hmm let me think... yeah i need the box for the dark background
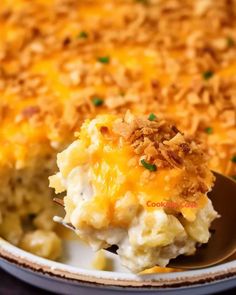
[1,268,236,295]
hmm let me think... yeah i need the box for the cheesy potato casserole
[0,0,235,265]
[50,113,218,272]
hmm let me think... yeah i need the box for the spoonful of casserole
[50,112,236,273]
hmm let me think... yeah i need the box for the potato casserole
[50,113,218,272]
[0,0,235,267]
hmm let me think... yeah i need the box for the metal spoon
[54,171,236,270]
[167,171,236,269]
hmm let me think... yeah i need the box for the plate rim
[1,238,236,289]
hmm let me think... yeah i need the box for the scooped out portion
[49,112,218,273]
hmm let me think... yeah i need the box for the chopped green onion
[141,159,157,172]
[97,56,110,64]
[204,127,213,134]
[148,113,157,121]
[227,37,235,47]
[231,155,236,163]
[92,97,104,107]
[78,31,88,39]
[203,71,214,80]
[231,175,236,181]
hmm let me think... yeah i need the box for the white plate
[0,237,236,295]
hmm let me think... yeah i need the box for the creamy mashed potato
[50,113,218,272]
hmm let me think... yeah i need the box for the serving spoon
[53,171,236,270]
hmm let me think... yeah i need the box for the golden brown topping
[0,0,235,177]
[113,114,207,172]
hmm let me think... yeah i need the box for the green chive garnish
[148,113,157,121]
[78,31,88,39]
[141,159,157,172]
[227,37,235,47]
[92,97,104,107]
[203,71,214,80]
[231,155,236,163]
[97,56,110,64]
[205,127,213,134]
